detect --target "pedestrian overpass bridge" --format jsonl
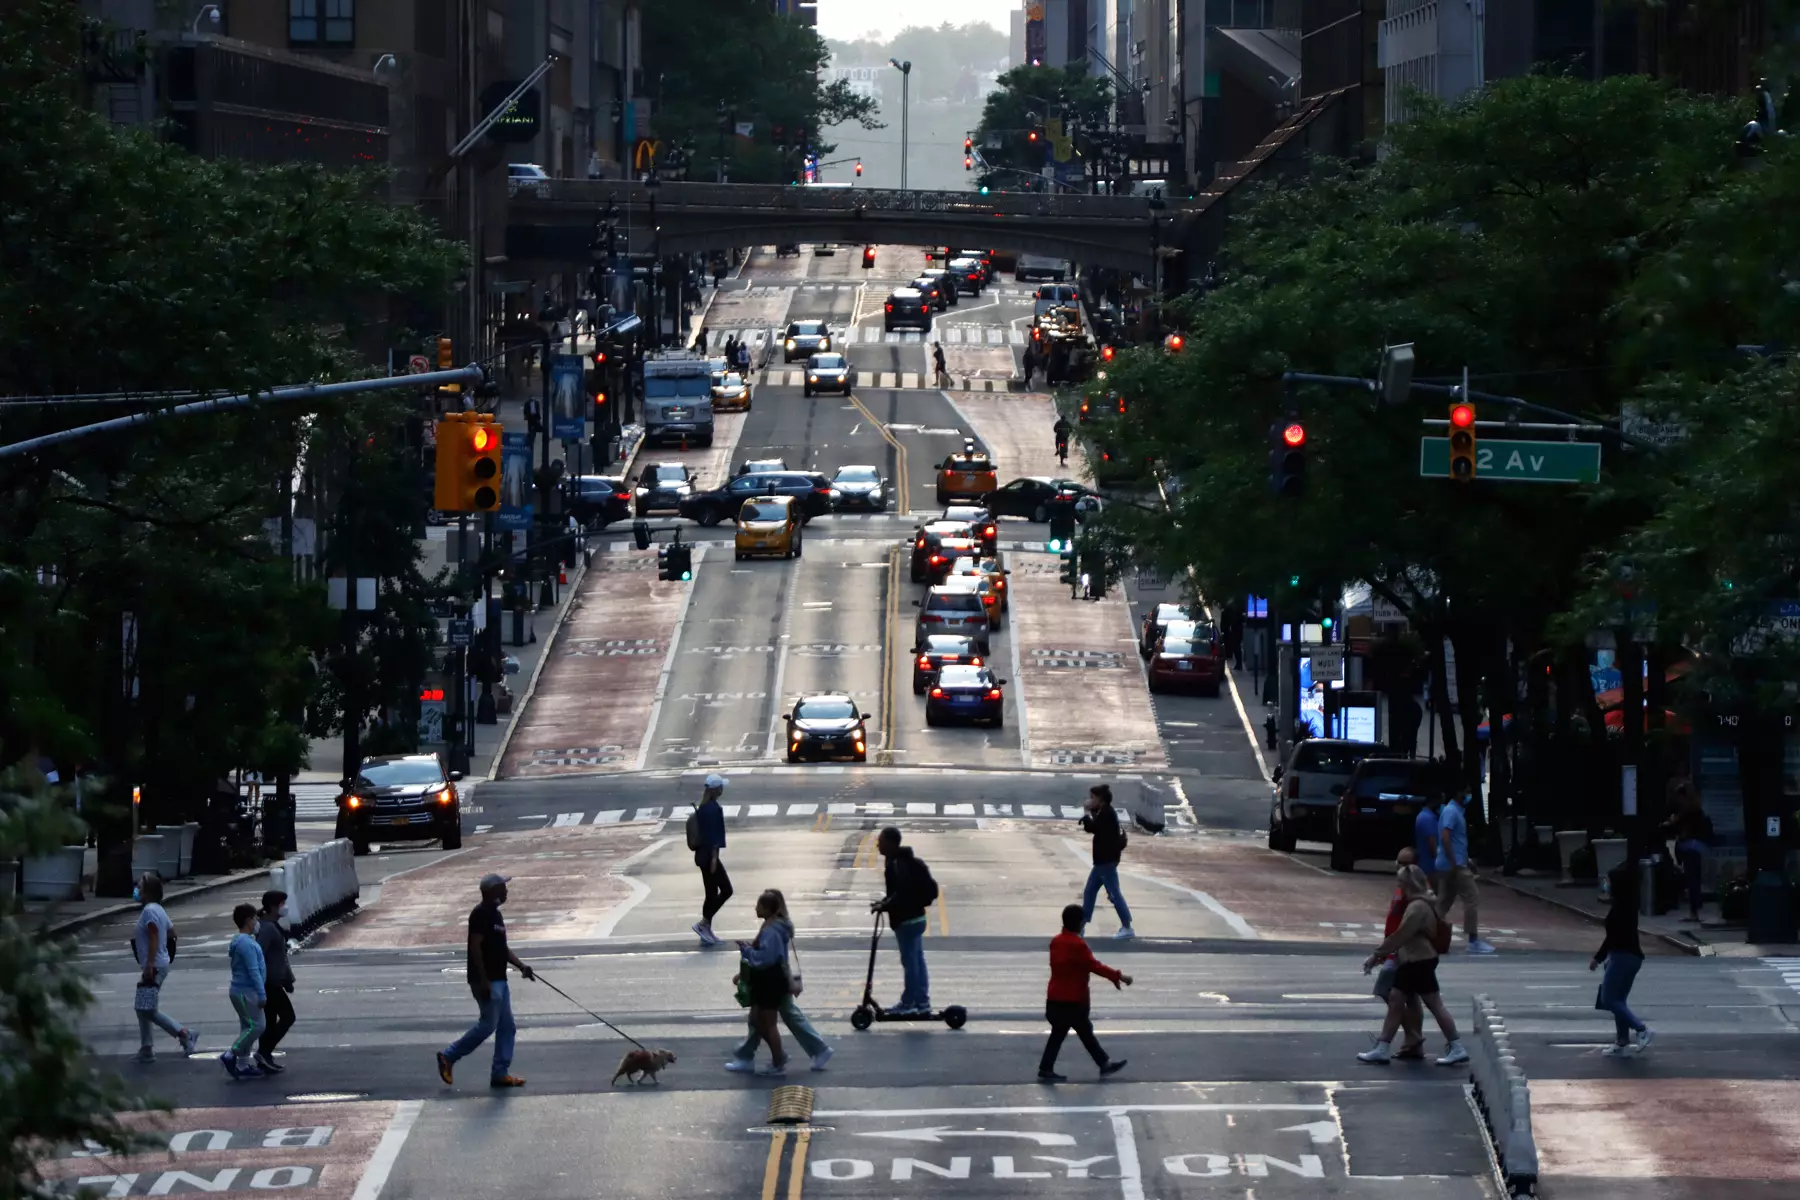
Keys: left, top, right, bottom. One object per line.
{"left": 505, "top": 180, "right": 1198, "bottom": 276}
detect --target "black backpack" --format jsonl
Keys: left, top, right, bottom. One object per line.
{"left": 685, "top": 802, "right": 706, "bottom": 852}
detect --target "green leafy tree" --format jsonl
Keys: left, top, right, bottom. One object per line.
{"left": 1092, "top": 75, "right": 1735, "bottom": 802}
{"left": 972, "top": 64, "right": 1110, "bottom": 192}
{"left": 643, "top": 0, "right": 881, "bottom": 182}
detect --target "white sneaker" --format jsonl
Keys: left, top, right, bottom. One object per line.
{"left": 1635, "top": 1028, "right": 1655, "bottom": 1053}
{"left": 1357, "top": 1042, "right": 1392, "bottom": 1064}
{"left": 692, "top": 922, "right": 719, "bottom": 946}
{"left": 1601, "top": 1044, "right": 1630, "bottom": 1057}
{"left": 810, "top": 1046, "right": 834, "bottom": 1071}
{"left": 755, "top": 1062, "right": 787, "bottom": 1077}
{"left": 1114, "top": 927, "right": 1136, "bottom": 940}
{"left": 724, "top": 1058, "right": 755, "bottom": 1074}
{"left": 1467, "top": 939, "right": 1499, "bottom": 955}
{"left": 1436, "top": 1042, "right": 1470, "bottom": 1067}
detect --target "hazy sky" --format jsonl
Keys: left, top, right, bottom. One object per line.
{"left": 817, "top": 0, "right": 1014, "bottom": 43}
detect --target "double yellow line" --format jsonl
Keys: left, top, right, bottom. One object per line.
{"left": 810, "top": 810, "right": 835, "bottom": 833}
{"left": 760, "top": 1128, "right": 812, "bottom": 1200}
{"left": 848, "top": 390, "right": 909, "bottom": 515}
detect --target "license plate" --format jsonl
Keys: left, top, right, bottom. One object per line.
{"left": 1176, "top": 661, "right": 1192, "bottom": 671}
{"left": 1392, "top": 804, "right": 1414, "bottom": 816}
{"left": 952, "top": 695, "right": 978, "bottom": 704}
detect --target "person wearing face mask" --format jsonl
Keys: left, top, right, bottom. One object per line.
{"left": 130, "top": 873, "right": 200, "bottom": 1064}
{"left": 254, "top": 890, "right": 297, "bottom": 1073}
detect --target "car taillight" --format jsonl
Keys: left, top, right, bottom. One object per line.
{"left": 931, "top": 688, "right": 944, "bottom": 697}
{"left": 916, "top": 537, "right": 926, "bottom": 548}
{"left": 918, "top": 656, "right": 931, "bottom": 666}
{"left": 815, "top": 486, "right": 831, "bottom": 494}
{"left": 346, "top": 796, "right": 362, "bottom": 809}
{"left": 930, "top": 555, "right": 945, "bottom": 564}
{"left": 984, "top": 526, "right": 995, "bottom": 537}
{"left": 921, "top": 614, "right": 943, "bottom": 623}
{"left": 886, "top": 304, "right": 894, "bottom": 312}
{"left": 971, "top": 657, "right": 982, "bottom": 665}
{"left": 1288, "top": 777, "right": 1300, "bottom": 799}
{"left": 986, "top": 689, "right": 1002, "bottom": 700}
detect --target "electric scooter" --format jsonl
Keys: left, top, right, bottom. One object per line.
{"left": 849, "top": 910, "right": 967, "bottom": 1031}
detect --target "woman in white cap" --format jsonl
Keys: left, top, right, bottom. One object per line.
{"left": 690, "top": 774, "right": 733, "bottom": 945}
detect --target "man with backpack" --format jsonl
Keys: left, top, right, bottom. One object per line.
{"left": 688, "top": 774, "right": 732, "bottom": 946}
{"left": 872, "top": 827, "right": 937, "bottom": 1015}
{"left": 1079, "top": 785, "right": 1134, "bottom": 939}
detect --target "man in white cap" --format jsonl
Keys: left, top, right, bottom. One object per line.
{"left": 691, "top": 773, "right": 733, "bottom": 945}
{"left": 437, "top": 873, "right": 536, "bottom": 1088}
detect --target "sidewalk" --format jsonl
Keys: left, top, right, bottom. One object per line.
{"left": 25, "top": 824, "right": 335, "bottom": 938}
{"left": 1495, "top": 869, "right": 1800, "bottom": 957}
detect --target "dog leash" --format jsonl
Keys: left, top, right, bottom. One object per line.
{"left": 535, "top": 974, "right": 649, "bottom": 1051}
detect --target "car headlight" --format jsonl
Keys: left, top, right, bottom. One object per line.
{"left": 346, "top": 796, "right": 362, "bottom": 809}
{"left": 820, "top": 338, "right": 830, "bottom": 349}
{"left": 830, "top": 488, "right": 841, "bottom": 497}
{"left": 785, "top": 338, "right": 796, "bottom": 349}
{"left": 635, "top": 487, "right": 648, "bottom": 495}
{"left": 809, "top": 375, "right": 819, "bottom": 382}
{"left": 435, "top": 787, "right": 454, "bottom": 806}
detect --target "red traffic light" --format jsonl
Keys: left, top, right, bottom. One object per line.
{"left": 854, "top": 160, "right": 863, "bottom": 176}
{"left": 1028, "top": 130, "right": 1039, "bottom": 142}
{"left": 964, "top": 156, "right": 973, "bottom": 170}
{"left": 964, "top": 137, "right": 973, "bottom": 151}
{"left": 594, "top": 391, "right": 609, "bottom": 407}
{"left": 1281, "top": 422, "right": 1307, "bottom": 448}
{"left": 594, "top": 350, "right": 608, "bottom": 366}
{"left": 1100, "top": 345, "right": 1115, "bottom": 362}
{"left": 1449, "top": 402, "right": 1476, "bottom": 429}
{"left": 470, "top": 426, "right": 497, "bottom": 453}
{"left": 1163, "top": 333, "right": 1185, "bottom": 352}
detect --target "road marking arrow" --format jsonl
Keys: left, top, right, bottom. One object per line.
{"left": 858, "top": 1127, "right": 1077, "bottom": 1147}
{"left": 1278, "top": 1120, "right": 1338, "bottom": 1145}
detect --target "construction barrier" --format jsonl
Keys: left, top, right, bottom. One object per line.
{"left": 1468, "top": 994, "right": 1539, "bottom": 1197}
{"left": 268, "top": 838, "right": 359, "bottom": 937}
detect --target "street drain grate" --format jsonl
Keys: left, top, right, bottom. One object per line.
{"left": 766, "top": 1085, "right": 815, "bottom": 1125}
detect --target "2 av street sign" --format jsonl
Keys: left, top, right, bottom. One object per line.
{"left": 1419, "top": 437, "right": 1601, "bottom": 483}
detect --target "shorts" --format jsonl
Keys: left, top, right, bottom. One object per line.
{"left": 1392, "top": 958, "right": 1441, "bottom": 998}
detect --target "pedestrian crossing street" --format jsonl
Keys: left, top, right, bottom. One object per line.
{"left": 757, "top": 368, "right": 1014, "bottom": 391}
{"left": 527, "top": 798, "right": 1097, "bottom": 827}
{"left": 735, "top": 282, "right": 1039, "bottom": 299}
{"left": 600, "top": 534, "right": 1058, "bottom": 554}
{"left": 716, "top": 323, "right": 1028, "bottom": 348}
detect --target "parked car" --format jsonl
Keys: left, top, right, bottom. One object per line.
{"left": 1141, "top": 604, "right": 1203, "bottom": 657}
{"left": 334, "top": 754, "right": 463, "bottom": 855}
{"left": 1146, "top": 632, "right": 1222, "bottom": 696}
{"left": 507, "top": 162, "right": 551, "bottom": 199}
{"left": 1267, "top": 739, "right": 1394, "bottom": 853}
{"left": 1329, "top": 757, "right": 1459, "bottom": 872}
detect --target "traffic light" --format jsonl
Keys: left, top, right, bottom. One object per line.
{"left": 1268, "top": 418, "right": 1306, "bottom": 498}
{"left": 964, "top": 136, "right": 973, "bottom": 152}
{"left": 633, "top": 520, "right": 651, "bottom": 550}
{"left": 1047, "top": 499, "right": 1076, "bottom": 549}
{"left": 979, "top": 185, "right": 990, "bottom": 195}
{"left": 1100, "top": 344, "right": 1115, "bottom": 364}
{"left": 1059, "top": 544, "right": 1078, "bottom": 590}
{"left": 432, "top": 413, "right": 503, "bottom": 511}
{"left": 437, "top": 336, "right": 453, "bottom": 370}
{"left": 594, "top": 349, "right": 608, "bottom": 368}
{"left": 594, "top": 390, "right": 610, "bottom": 422}
{"left": 1163, "top": 333, "right": 1185, "bottom": 352}
{"left": 1028, "top": 130, "right": 1039, "bottom": 143}
{"left": 659, "top": 542, "right": 693, "bottom": 582}
{"left": 965, "top": 155, "right": 973, "bottom": 171}
{"left": 855, "top": 160, "right": 863, "bottom": 177}
{"left": 1082, "top": 549, "right": 1108, "bottom": 599}
{"left": 1448, "top": 401, "right": 1477, "bottom": 482}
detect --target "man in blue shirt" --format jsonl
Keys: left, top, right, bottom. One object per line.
{"left": 1436, "top": 790, "right": 1496, "bottom": 954}
{"left": 1414, "top": 797, "right": 1442, "bottom": 885}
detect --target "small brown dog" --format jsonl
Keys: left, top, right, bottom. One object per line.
{"left": 611, "top": 1047, "right": 677, "bottom": 1086}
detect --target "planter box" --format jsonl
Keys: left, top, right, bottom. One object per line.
{"left": 150, "top": 829, "right": 182, "bottom": 882}
{"left": 1593, "top": 838, "right": 1630, "bottom": 895}
{"left": 177, "top": 822, "right": 200, "bottom": 876}
{"left": 21, "top": 846, "right": 85, "bottom": 901}
{"left": 131, "top": 834, "right": 169, "bottom": 882}
{"left": 1555, "top": 831, "right": 1588, "bottom": 883}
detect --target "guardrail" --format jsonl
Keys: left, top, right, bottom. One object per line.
{"left": 1468, "top": 994, "right": 1540, "bottom": 1197}
{"left": 534, "top": 180, "right": 1174, "bottom": 221}
{"left": 268, "top": 838, "right": 359, "bottom": 938}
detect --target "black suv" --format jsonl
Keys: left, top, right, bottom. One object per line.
{"left": 680, "top": 471, "right": 833, "bottom": 526}
{"left": 635, "top": 462, "right": 695, "bottom": 517}
{"left": 334, "top": 754, "right": 463, "bottom": 855}
{"left": 884, "top": 288, "right": 933, "bottom": 333}
{"left": 565, "top": 475, "right": 632, "bottom": 528}
{"left": 946, "top": 257, "right": 987, "bottom": 295}
{"left": 1329, "top": 757, "right": 1458, "bottom": 872}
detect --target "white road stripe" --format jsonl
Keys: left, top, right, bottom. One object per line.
{"left": 592, "top": 809, "right": 624, "bottom": 824}
{"left": 1023, "top": 804, "right": 1055, "bottom": 818}
{"left": 906, "top": 802, "right": 936, "bottom": 815}
{"left": 553, "top": 812, "right": 583, "bottom": 826}
{"left": 944, "top": 803, "right": 975, "bottom": 816}
{"left": 787, "top": 803, "right": 819, "bottom": 815}
{"left": 747, "top": 803, "right": 780, "bottom": 817}
{"left": 350, "top": 1099, "right": 423, "bottom": 1200}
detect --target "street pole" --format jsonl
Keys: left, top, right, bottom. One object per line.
{"left": 890, "top": 58, "right": 912, "bottom": 190}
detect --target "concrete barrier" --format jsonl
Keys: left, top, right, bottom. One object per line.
{"left": 1468, "top": 994, "right": 1539, "bottom": 1197}
{"left": 268, "top": 838, "right": 359, "bottom": 937}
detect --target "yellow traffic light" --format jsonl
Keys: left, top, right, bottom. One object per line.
{"left": 433, "top": 413, "right": 503, "bottom": 511}
{"left": 436, "top": 336, "right": 453, "bottom": 369}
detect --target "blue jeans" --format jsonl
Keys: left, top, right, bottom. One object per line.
{"left": 1596, "top": 953, "right": 1646, "bottom": 1043}
{"left": 1082, "top": 863, "right": 1132, "bottom": 929}
{"left": 893, "top": 917, "right": 930, "bottom": 1010}
{"left": 733, "top": 996, "right": 828, "bottom": 1060}
{"left": 135, "top": 965, "right": 184, "bottom": 1049}
{"left": 444, "top": 980, "right": 515, "bottom": 1080}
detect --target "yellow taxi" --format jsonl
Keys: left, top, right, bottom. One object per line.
{"left": 946, "top": 558, "right": 1007, "bottom": 628}
{"left": 710, "top": 369, "right": 752, "bottom": 412}
{"left": 936, "top": 439, "right": 998, "bottom": 506}
{"left": 734, "top": 495, "right": 803, "bottom": 560}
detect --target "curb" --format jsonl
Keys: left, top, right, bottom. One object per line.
{"left": 490, "top": 549, "right": 591, "bottom": 780}
{"left": 1493, "top": 875, "right": 1707, "bottom": 957}
{"left": 44, "top": 867, "right": 272, "bottom": 939}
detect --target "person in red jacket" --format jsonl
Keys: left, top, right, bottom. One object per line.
{"left": 1038, "top": 904, "right": 1133, "bottom": 1082}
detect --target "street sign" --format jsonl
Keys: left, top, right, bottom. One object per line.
{"left": 1419, "top": 437, "right": 1600, "bottom": 483}
{"left": 408, "top": 354, "right": 430, "bottom": 374}
{"left": 448, "top": 618, "right": 473, "bottom": 647}
{"left": 1309, "top": 645, "right": 1345, "bottom": 682}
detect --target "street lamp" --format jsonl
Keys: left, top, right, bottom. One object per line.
{"left": 191, "top": 4, "right": 220, "bottom": 33}
{"left": 889, "top": 58, "right": 912, "bottom": 191}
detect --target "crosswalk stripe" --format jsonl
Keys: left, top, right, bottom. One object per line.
{"left": 985, "top": 803, "right": 1014, "bottom": 816}
{"left": 553, "top": 812, "right": 583, "bottom": 826}
{"left": 1023, "top": 804, "right": 1056, "bottom": 818}
{"left": 511, "top": 800, "right": 1129, "bottom": 827}
{"left": 593, "top": 809, "right": 624, "bottom": 823}
{"left": 787, "top": 803, "right": 818, "bottom": 815}
{"left": 878, "top": 372, "right": 897, "bottom": 388}
{"left": 669, "top": 805, "right": 694, "bottom": 819}
{"left": 637, "top": 807, "right": 663, "bottom": 820}
{"left": 747, "top": 803, "right": 780, "bottom": 817}
{"left": 901, "top": 372, "right": 920, "bottom": 389}
{"left": 906, "top": 802, "right": 935, "bottom": 815}
{"left": 944, "top": 803, "right": 975, "bottom": 816}
{"left": 1060, "top": 805, "right": 1085, "bottom": 818}
{"left": 720, "top": 804, "right": 741, "bottom": 817}
{"left": 828, "top": 802, "right": 858, "bottom": 814}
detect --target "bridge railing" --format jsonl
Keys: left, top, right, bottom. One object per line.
{"left": 534, "top": 179, "right": 1171, "bottom": 219}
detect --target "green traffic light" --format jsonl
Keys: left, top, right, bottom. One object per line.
{"left": 979, "top": 185, "right": 989, "bottom": 195}
{"left": 1321, "top": 616, "right": 1334, "bottom": 629}
{"left": 1289, "top": 575, "right": 1301, "bottom": 588}
{"left": 681, "top": 571, "right": 693, "bottom": 581}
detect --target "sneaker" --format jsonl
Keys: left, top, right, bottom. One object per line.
{"left": 1100, "top": 1059, "right": 1128, "bottom": 1077}
{"left": 1635, "top": 1028, "right": 1655, "bottom": 1053}
{"left": 1437, "top": 1042, "right": 1470, "bottom": 1067}
{"left": 724, "top": 1058, "right": 755, "bottom": 1074}
{"left": 755, "top": 1062, "right": 787, "bottom": 1077}
{"left": 1037, "top": 1070, "right": 1067, "bottom": 1082}
{"left": 1357, "top": 1043, "right": 1393, "bottom": 1065}
{"left": 490, "top": 1074, "right": 527, "bottom": 1088}
{"left": 135, "top": 1048, "right": 155, "bottom": 1064}
{"left": 436, "top": 1052, "right": 454, "bottom": 1085}
{"left": 1601, "top": 1043, "right": 1631, "bottom": 1056}
{"left": 219, "top": 1052, "right": 241, "bottom": 1079}
{"left": 1467, "top": 939, "right": 1499, "bottom": 955}
{"left": 179, "top": 1028, "right": 200, "bottom": 1055}
{"left": 692, "top": 921, "right": 713, "bottom": 944}
{"left": 254, "top": 1053, "right": 285, "bottom": 1074}
{"left": 1114, "top": 927, "right": 1137, "bottom": 940}
{"left": 810, "top": 1046, "right": 834, "bottom": 1072}
{"left": 236, "top": 1062, "right": 266, "bottom": 1079}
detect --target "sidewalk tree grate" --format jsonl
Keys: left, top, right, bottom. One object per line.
{"left": 766, "top": 1085, "right": 816, "bottom": 1125}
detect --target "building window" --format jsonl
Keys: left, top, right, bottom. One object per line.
{"left": 290, "top": 0, "right": 354, "bottom": 48}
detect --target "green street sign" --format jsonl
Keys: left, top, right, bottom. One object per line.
{"left": 1419, "top": 437, "right": 1601, "bottom": 483}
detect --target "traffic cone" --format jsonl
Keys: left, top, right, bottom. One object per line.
{"left": 558, "top": 566, "right": 568, "bottom": 585}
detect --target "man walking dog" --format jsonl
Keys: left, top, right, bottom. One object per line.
{"left": 437, "top": 874, "right": 537, "bottom": 1088}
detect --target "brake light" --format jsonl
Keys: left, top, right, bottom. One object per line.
{"left": 986, "top": 689, "right": 1002, "bottom": 700}
{"left": 916, "top": 536, "right": 926, "bottom": 547}
{"left": 921, "top": 614, "right": 944, "bottom": 623}
{"left": 983, "top": 525, "right": 995, "bottom": 538}
{"left": 814, "top": 486, "right": 831, "bottom": 494}
{"left": 931, "top": 688, "right": 945, "bottom": 697}
{"left": 930, "top": 555, "right": 945, "bottom": 564}
{"left": 918, "top": 655, "right": 931, "bottom": 666}
{"left": 971, "top": 657, "right": 982, "bottom": 665}
{"left": 886, "top": 304, "right": 894, "bottom": 312}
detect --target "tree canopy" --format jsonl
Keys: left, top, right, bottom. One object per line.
{"left": 972, "top": 65, "right": 1111, "bottom": 192}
